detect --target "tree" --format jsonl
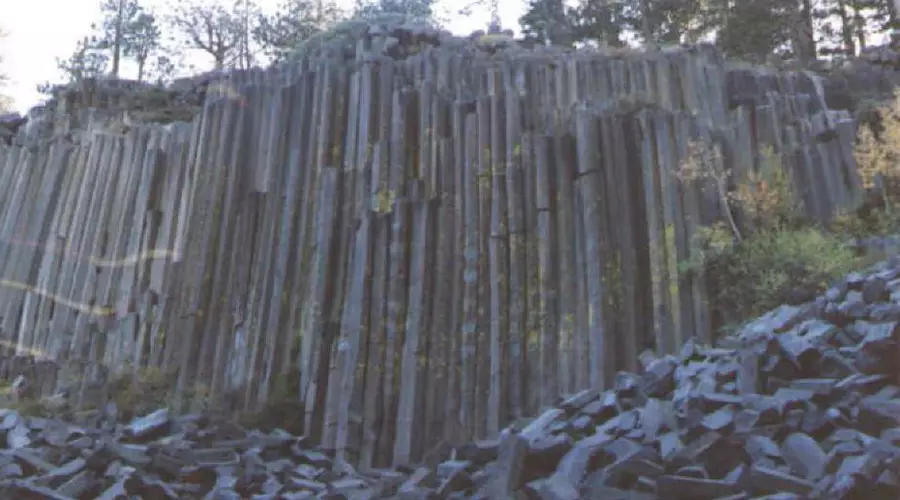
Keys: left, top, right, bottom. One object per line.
{"left": 92, "top": 1, "right": 166, "bottom": 81}
{"left": 520, "top": 0, "right": 578, "bottom": 46}
{"left": 126, "top": 12, "right": 162, "bottom": 81}
{"left": 95, "top": 0, "right": 142, "bottom": 77}
{"left": 570, "top": 0, "right": 628, "bottom": 47}
{"left": 353, "top": 0, "right": 437, "bottom": 20}
{"left": 253, "top": 0, "right": 345, "bottom": 62}
{"left": 713, "top": 0, "right": 798, "bottom": 62}
{"left": 57, "top": 36, "right": 110, "bottom": 83}
{"left": 167, "top": 0, "right": 257, "bottom": 70}
{"left": 149, "top": 54, "right": 177, "bottom": 84}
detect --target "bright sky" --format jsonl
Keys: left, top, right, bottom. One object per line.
{"left": 1, "top": 0, "right": 526, "bottom": 114}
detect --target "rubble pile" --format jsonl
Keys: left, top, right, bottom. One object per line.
{"left": 428, "top": 259, "right": 900, "bottom": 500}
{"left": 0, "top": 260, "right": 899, "bottom": 499}
{"left": 386, "top": 259, "right": 900, "bottom": 500}
{"left": 0, "top": 407, "right": 383, "bottom": 499}
{"left": 407, "top": 257, "right": 900, "bottom": 499}
{"left": 432, "top": 257, "right": 900, "bottom": 500}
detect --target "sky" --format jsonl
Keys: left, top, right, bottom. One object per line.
{"left": 0, "top": 0, "right": 526, "bottom": 114}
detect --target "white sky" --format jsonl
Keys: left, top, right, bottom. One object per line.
{"left": 1, "top": 0, "right": 526, "bottom": 114}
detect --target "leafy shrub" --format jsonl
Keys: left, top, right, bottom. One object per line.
{"left": 829, "top": 90, "right": 900, "bottom": 239}
{"left": 731, "top": 146, "right": 803, "bottom": 233}
{"left": 107, "top": 366, "right": 178, "bottom": 420}
{"left": 854, "top": 90, "right": 900, "bottom": 194}
{"left": 830, "top": 202, "right": 898, "bottom": 239}
{"left": 702, "top": 227, "right": 860, "bottom": 327}
{"left": 678, "top": 138, "right": 865, "bottom": 333}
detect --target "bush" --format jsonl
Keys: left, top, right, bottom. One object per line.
{"left": 703, "top": 227, "right": 861, "bottom": 327}
{"left": 673, "top": 92, "right": 900, "bottom": 337}
{"left": 731, "top": 146, "right": 804, "bottom": 233}
{"left": 828, "top": 90, "right": 900, "bottom": 239}
{"left": 678, "top": 137, "right": 867, "bottom": 334}
{"left": 854, "top": 90, "right": 900, "bottom": 194}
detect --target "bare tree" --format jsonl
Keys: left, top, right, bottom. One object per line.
{"left": 167, "top": 0, "right": 255, "bottom": 70}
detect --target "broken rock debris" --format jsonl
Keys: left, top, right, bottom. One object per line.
{"left": 0, "top": 258, "right": 898, "bottom": 499}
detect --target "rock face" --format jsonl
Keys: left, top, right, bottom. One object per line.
{"left": 1, "top": 258, "right": 900, "bottom": 498}
{"left": 0, "top": 13, "right": 878, "bottom": 474}
{"left": 817, "top": 41, "right": 900, "bottom": 141}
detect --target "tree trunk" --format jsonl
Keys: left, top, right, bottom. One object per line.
{"left": 640, "top": 0, "right": 655, "bottom": 49}
{"left": 241, "top": 0, "right": 250, "bottom": 70}
{"left": 793, "top": 0, "right": 816, "bottom": 63}
{"left": 891, "top": 0, "right": 900, "bottom": 29}
{"left": 835, "top": 0, "right": 855, "bottom": 55}
{"left": 851, "top": 5, "right": 867, "bottom": 51}
{"left": 111, "top": 0, "right": 125, "bottom": 77}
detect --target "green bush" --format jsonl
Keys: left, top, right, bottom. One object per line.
{"left": 674, "top": 92, "right": 900, "bottom": 336}
{"left": 677, "top": 137, "right": 867, "bottom": 334}
{"left": 701, "top": 227, "right": 862, "bottom": 328}
{"left": 826, "top": 90, "right": 900, "bottom": 240}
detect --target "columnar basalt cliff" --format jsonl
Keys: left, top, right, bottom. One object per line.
{"left": 0, "top": 19, "right": 867, "bottom": 468}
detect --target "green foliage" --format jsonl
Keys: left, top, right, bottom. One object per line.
{"left": 520, "top": 0, "right": 578, "bottom": 47}
{"left": 517, "top": 0, "right": 890, "bottom": 62}
{"left": 236, "top": 372, "right": 304, "bottom": 435}
{"left": 701, "top": 227, "right": 861, "bottom": 326}
{"left": 678, "top": 140, "right": 865, "bottom": 332}
{"left": 253, "top": 0, "right": 345, "bottom": 62}
{"left": 854, "top": 90, "right": 900, "bottom": 203}
{"left": 288, "top": 11, "right": 438, "bottom": 60}
{"left": 829, "top": 90, "right": 900, "bottom": 239}
{"left": 732, "top": 146, "right": 803, "bottom": 233}
{"left": 54, "top": 37, "right": 110, "bottom": 84}
{"left": 674, "top": 112, "right": 900, "bottom": 332}
{"left": 567, "top": 0, "right": 628, "bottom": 47}
{"left": 94, "top": 0, "right": 147, "bottom": 77}
{"left": 716, "top": 0, "right": 795, "bottom": 63}
{"left": 831, "top": 206, "right": 899, "bottom": 240}
{"left": 107, "top": 365, "right": 178, "bottom": 419}
{"left": 353, "top": 0, "right": 437, "bottom": 21}
{"left": 124, "top": 11, "right": 163, "bottom": 81}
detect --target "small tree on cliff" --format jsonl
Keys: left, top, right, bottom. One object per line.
{"left": 520, "top": 0, "right": 578, "bottom": 46}
{"left": 253, "top": 0, "right": 345, "bottom": 62}
{"left": 126, "top": 12, "right": 163, "bottom": 82}
{"left": 168, "top": 0, "right": 260, "bottom": 70}
{"left": 353, "top": 0, "right": 437, "bottom": 20}
{"left": 91, "top": 1, "right": 165, "bottom": 81}
{"left": 94, "top": 0, "right": 142, "bottom": 77}
{"left": 56, "top": 37, "right": 110, "bottom": 83}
